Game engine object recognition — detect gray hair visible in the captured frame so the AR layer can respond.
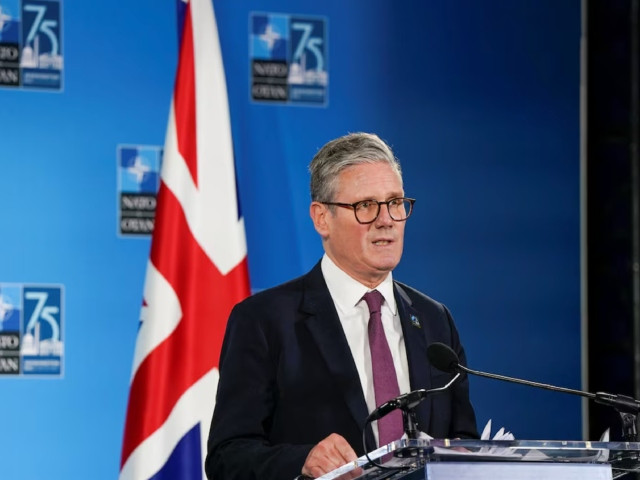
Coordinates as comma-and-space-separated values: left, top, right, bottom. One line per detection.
309, 132, 402, 202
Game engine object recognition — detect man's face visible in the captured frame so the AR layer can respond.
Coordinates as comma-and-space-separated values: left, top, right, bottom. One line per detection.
312, 161, 406, 287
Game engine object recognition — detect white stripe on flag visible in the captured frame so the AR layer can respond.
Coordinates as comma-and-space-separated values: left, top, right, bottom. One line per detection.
131, 260, 182, 381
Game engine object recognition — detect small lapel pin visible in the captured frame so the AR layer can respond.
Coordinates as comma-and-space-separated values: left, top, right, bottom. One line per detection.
410, 314, 421, 328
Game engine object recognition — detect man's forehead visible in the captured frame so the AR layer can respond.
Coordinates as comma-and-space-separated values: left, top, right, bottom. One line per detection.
336, 163, 403, 191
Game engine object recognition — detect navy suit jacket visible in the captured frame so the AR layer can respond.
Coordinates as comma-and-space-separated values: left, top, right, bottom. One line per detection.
205, 262, 477, 480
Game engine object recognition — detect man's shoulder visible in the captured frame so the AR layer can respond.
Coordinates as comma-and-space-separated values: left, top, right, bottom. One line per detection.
393, 280, 449, 314
249, 273, 307, 301
235, 263, 322, 310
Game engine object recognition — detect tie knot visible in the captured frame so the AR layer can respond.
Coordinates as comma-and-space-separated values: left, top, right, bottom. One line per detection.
363, 290, 384, 314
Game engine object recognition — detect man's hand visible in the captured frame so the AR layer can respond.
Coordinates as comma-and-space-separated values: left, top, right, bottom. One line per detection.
301, 433, 358, 478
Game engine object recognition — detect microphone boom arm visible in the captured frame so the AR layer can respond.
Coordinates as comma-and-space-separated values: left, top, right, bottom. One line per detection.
402, 373, 461, 439
457, 364, 595, 400
448, 350, 640, 440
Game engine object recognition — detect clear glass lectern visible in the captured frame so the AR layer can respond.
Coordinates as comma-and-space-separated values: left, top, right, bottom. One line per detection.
316, 438, 640, 480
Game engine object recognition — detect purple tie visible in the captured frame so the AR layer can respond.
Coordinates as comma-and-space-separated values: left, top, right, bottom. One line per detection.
363, 290, 404, 447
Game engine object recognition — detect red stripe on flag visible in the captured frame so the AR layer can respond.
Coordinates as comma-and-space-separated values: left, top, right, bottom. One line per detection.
174, 5, 198, 187
120, 182, 250, 468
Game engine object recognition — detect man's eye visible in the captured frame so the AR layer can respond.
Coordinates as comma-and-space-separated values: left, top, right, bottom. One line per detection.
357, 201, 375, 210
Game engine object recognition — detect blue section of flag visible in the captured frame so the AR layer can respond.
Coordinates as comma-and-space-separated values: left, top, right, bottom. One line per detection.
149, 423, 203, 480
177, 0, 188, 46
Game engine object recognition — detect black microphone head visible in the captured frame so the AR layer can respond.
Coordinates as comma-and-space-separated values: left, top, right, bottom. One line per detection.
427, 342, 460, 373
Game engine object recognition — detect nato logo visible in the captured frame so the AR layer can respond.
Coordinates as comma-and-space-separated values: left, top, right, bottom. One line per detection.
0, 0, 63, 90
117, 145, 163, 236
250, 12, 328, 105
0, 283, 63, 376
21, 285, 63, 375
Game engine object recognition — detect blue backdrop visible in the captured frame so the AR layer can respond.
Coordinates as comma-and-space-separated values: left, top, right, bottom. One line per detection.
0, 1, 580, 478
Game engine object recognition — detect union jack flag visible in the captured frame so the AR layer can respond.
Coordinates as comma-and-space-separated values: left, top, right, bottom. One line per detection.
119, 1, 251, 478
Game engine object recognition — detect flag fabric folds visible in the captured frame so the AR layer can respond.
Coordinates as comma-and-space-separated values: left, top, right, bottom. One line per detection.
119, 1, 251, 478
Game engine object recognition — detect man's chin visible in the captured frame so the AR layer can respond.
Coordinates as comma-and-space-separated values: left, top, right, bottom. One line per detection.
372, 253, 402, 270
371, 261, 400, 275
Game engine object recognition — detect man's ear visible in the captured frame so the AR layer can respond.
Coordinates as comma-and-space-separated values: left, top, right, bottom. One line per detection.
310, 201, 330, 238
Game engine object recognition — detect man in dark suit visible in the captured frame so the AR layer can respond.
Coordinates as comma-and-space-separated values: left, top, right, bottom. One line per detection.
205, 133, 478, 480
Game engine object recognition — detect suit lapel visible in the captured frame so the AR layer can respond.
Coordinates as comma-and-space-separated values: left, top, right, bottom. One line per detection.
301, 263, 373, 446
394, 283, 432, 427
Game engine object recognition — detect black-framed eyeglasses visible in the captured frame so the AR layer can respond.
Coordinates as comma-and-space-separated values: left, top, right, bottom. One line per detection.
321, 197, 416, 224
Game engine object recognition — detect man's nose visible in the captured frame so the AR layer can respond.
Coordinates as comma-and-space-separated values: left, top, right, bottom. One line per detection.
374, 203, 394, 226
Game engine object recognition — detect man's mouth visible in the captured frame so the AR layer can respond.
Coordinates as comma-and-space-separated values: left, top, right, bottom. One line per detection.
373, 240, 392, 246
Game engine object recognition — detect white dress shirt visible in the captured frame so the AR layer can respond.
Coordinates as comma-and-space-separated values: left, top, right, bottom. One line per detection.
321, 254, 410, 445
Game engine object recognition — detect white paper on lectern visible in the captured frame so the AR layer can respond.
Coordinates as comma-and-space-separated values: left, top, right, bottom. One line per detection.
433, 419, 519, 458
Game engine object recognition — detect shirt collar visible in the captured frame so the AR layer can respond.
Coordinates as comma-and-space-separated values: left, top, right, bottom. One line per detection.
321, 254, 397, 314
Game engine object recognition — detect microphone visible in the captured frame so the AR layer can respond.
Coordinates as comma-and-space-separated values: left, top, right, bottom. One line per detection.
427, 342, 640, 440
367, 372, 461, 421
362, 371, 462, 458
